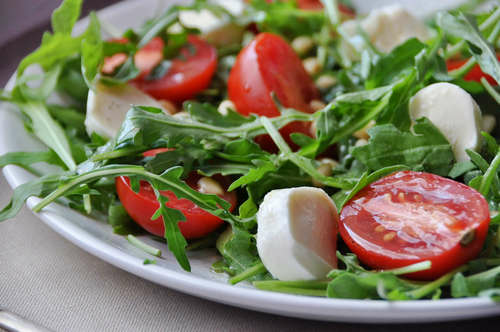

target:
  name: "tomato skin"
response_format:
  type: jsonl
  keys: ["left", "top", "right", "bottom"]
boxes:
{"left": 446, "top": 54, "right": 500, "bottom": 85}
{"left": 228, "top": 32, "right": 319, "bottom": 150}
{"left": 116, "top": 149, "right": 236, "bottom": 239}
{"left": 133, "top": 35, "right": 218, "bottom": 103}
{"left": 339, "top": 171, "right": 490, "bottom": 280}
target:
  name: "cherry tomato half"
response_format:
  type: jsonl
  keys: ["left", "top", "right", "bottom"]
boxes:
{"left": 116, "top": 149, "right": 236, "bottom": 239}
{"left": 228, "top": 32, "right": 320, "bottom": 150}
{"left": 296, "top": 0, "right": 355, "bottom": 16}
{"left": 339, "top": 171, "right": 490, "bottom": 280}
{"left": 133, "top": 35, "right": 218, "bottom": 103}
{"left": 446, "top": 54, "right": 500, "bottom": 85}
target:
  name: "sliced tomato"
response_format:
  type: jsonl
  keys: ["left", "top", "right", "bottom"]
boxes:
{"left": 228, "top": 32, "right": 320, "bottom": 150}
{"left": 339, "top": 171, "right": 490, "bottom": 280}
{"left": 133, "top": 35, "right": 218, "bottom": 103}
{"left": 296, "top": 0, "right": 355, "bottom": 16}
{"left": 116, "top": 149, "right": 236, "bottom": 239}
{"left": 446, "top": 54, "right": 500, "bottom": 85}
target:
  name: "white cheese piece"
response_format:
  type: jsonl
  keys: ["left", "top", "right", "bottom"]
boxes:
{"left": 178, "top": 0, "right": 245, "bottom": 47}
{"left": 256, "top": 187, "right": 338, "bottom": 281}
{"left": 409, "top": 82, "right": 482, "bottom": 162}
{"left": 85, "top": 83, "right": 164, "bottom": 139}
{"left": 340, "top": 5, "right": 430, "bottom": 59}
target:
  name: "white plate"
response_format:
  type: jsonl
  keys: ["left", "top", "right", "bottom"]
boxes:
{"left": 1, "top": 0, "right": 500, "bottom": 323}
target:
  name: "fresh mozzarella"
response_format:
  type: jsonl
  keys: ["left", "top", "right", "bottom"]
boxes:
{"left": 409, "top": 82, "right": 482, "bottom": 162}
{"left": 256, "top": 187, "right": 338, "bottom": 281}
{"left": 178, "top": 0, "right": 244, "bottom": 46}
{"left": 85, "top": 83, "right": 164, "bottom": 139}
{"left": 341, "top": 5, "right": 430, "bottom": 58}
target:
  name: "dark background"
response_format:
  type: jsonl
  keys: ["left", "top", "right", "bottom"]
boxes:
{"left": 0, "top": 0, "right": 499, "bottom": 330}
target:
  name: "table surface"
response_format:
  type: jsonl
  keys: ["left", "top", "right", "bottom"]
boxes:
{"left": 1, "top": 1, "right": 500, "bottom": 331}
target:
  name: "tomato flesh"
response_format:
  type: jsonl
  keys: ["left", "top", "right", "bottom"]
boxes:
{"left": 133, "top": 35, "right": 218, "bottom": 103}
{"left": 116, "top": 149, "right": 236, "bottom": 239}
{"left": 228, "top": 32, "right": 319, "bottom": 150}
{"left": 339, "top": 171, "right": 490, "bottom": 280}
{"left": 446, "top": 54, "right": 500, "bottom": 85}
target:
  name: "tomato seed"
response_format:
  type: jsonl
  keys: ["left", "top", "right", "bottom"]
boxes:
{"left": 375, "top": 225, "right": 385, "bottom": 233}
{"left": 383, "top": 232, "right": 397, "bottom": 241}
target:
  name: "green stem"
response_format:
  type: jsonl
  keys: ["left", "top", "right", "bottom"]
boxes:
{"left": 127, "top": 234, "right": 162, "bottom": 257}
{"left": 406, "top": 265, "right": 468, "bottom": 299}
{"left": 253, "top": 280, "right": 329, "bottom": 290}
{"left": 449, "top": 57, "right": 477, "bottom": 79}
{"left": 481, "top": 77, "right": 500, "bottom": 104}
{"left": 254, "top": 282, "right": 327, "bottom": 297}
{"left": 92, "top": 147, "right": 145, "bottom": 161}
{"left": 229, "top": 262, "right": 267, "bottom": 285}
{"left": 479, "top": 149, "right": 500, "bottom": 197}
{"left": 379, "top": 261, "right": 432, "bottom": 276}
{"left": 260, "top": 117, "right": 351, "bottom": 189}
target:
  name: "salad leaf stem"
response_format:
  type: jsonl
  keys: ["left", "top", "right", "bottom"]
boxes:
{"left": 479, "top": 149, "right": 500, "bottom": 197}
{"left": 229, "top": 261, "right": 267, "bottom": 285}
{"left": 406, "top": 265, "right": 467, "bottom": 299}
{"left": 127, "top": 234, "right": 162, "bottom": 257}
{"left": 481, "top": 77, "right": 500, "bottom": 104}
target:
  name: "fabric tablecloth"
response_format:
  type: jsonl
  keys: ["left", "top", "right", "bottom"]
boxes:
{"left": 1, "top": 1, "right": 500, "bottom": 331}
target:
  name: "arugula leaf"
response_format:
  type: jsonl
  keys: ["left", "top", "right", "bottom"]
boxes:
{"left": 451, "top": 266, "right": 500, "bottom": 297}
{"left": 438, "top": 12, "right": 500, "bottom": 84}
{"left": 0, "top": 150, "right": 64, "bottom": 174}
{"left": 216, "top": 226, "right": 266, "bottom": 279}
{"left": 108, "top": 203, "right": 142, "bottom": 235}
{"left": 51, "top": 0, "right": 83, "bottom": 35}
{"left": 18, "top": 102, "right": 76, "bottom": 171}
{"left": 81, "top": 13, "right": 104, "bottom": 88}
{"left": 151, "top": 182, "right": 190, "bottom": 270}
{"left": 352, "top": 118, "right": 455, "bottom": 176}
{"left": 114, "top": 105, "right": 312, "bottom": 151}
{"left": 0, "top": 174, "right": 62, "bottom": 221}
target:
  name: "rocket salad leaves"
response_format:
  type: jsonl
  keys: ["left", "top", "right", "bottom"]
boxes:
{"left": 1, "top": 0, "right": 500, "bottom": 301}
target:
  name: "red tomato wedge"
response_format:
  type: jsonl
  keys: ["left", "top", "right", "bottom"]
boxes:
{"left": 228, "top": 32, "right": 320, "bottom": 150}
{"left": 297, "top": 0, "right": 355, "bottom": 16}
{"left": 116, "top": 149, "right": 236, "bottom": 239}
{"left": 133, "top": 35, "right": 218, "bottom": 103}
{"left": 339, "top": 171, "right": 490, "bottom": 280}
{"left": 446, "top": 54, "right": 500, "bottom": 85}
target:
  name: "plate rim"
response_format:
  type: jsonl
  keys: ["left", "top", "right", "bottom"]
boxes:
{"left": 1, "top": 0, "right": 500, "bottom": 323}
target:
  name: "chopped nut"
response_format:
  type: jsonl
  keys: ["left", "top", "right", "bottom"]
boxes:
{"left": 303, "top": 57, "right": 322, "bottom": 76}
{"left": 158, "top": 99, "right": 179, "bottom": 115}
{"left": 218, "top": 100, "right": 236, "bottom": 116}
{"left": 292, "top": 36, "right": 314, "bottom": 56}
{"left": 309, "top": 99, "right": 326, "bottom": 112}
{"left": 312, "top": 158, "right": 338, "bottom": 187}
{"left": 354, "top": 138, "right": 368, "bottom": 147}
{"left": 316, "top": 75, "right": 337, "bottom": 90}
{"left": 353, "top": 120, "right": 375, "bottom": 140}
{"left": 197, "top": 177, "right": 224, "bottom": 196}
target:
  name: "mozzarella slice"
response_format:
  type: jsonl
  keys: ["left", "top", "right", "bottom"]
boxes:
{"left": 85, "top": 83, "right": 164, "bottom": 139}
{"left": 256, "top": 187, "right": 338, "bottom": 281}
{"left": 341, "top": 5, "right": 430, "bottom": 58}
{"left": 178, "top": 0, "right": 245, "bottom": 47}
{"left": 409, "top": 82, "right": 482, "bottom": 162}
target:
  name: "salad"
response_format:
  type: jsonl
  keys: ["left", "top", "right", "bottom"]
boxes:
{"left": 1, "top": 0, "right": 500, "bottom": 301}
